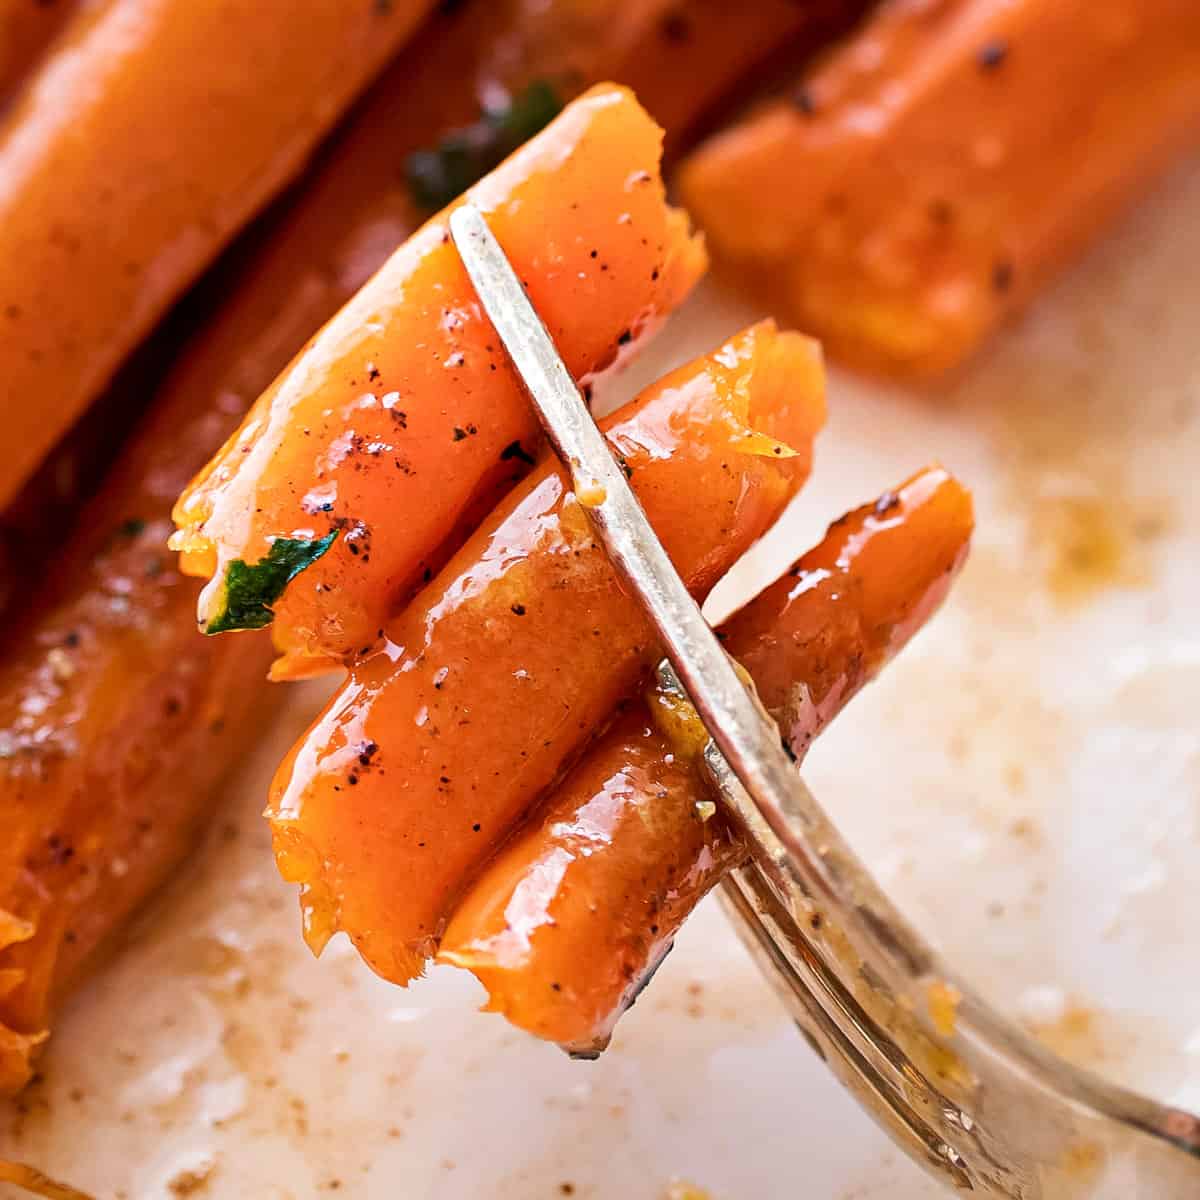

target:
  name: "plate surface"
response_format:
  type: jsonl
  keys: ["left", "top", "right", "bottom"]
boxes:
{"left": 2, "top": 156, "right": 1198, "bottom": 1200}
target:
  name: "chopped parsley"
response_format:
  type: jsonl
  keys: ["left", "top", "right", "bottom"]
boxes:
{"left": 205, "top": 532, "right": 338, "bottom": 635}
{"left": 405, "top": 80, "right": 563, "bottom": 210}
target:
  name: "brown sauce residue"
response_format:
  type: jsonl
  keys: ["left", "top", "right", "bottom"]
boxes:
{"left": 962, "top": 335, "right": 1177, "bottom": 608}
{"left": 1060, "top": 1140, "right": 1105, "bottom": 1182}
{"left": 1035, "top": 492, "right": 1172, "bottom": 604}
{"left": 661, "top": 1181, "right": 714, "bottom": 1200}
{"left": 166, "top": 1160, "right": 215, "bottom": 1196}
{"left": 1024, "top": 1001, "right": 1105, "bottom": 1066}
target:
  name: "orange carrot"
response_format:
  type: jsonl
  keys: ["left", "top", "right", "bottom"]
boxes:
{"left": 0, "top": 369, "right": 279, "bottom": 1095}
{"left": 267, "top": 321, "right": 825, "bottom": 985}
{"left": 0, "top": 0, "right": 436, "bottom": 509}
{"left": 439, "top": 468, "right": 973, "bottom": 1050}
{"left": 679, "top": 0, "right": 1200, "bottom": 377}
{"left": 173, "top": 86, "right": 706, "bottom": 679}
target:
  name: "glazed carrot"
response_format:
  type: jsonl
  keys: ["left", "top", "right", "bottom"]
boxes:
{"left": 174, "top": 86, "right": 706, "bottom": 679}
{"left": 0, "top": 0, "right": 76, "bottom": 107}
{"left": 679, "top": 0, "right": 1200, "bottom": 377}
{"left": 0, "top": 368, "right": 284, "bottom": 1095}
{"left": 267, "top": 322, "right": 825, "bottom": 985}
{"left": 439, "top": 468, "right": 973, "bottom": 1050}
{"left": 0, "top": 0, "right": 857, "bottom": 1094}
{"left": 0, "top": 0, "right": 437, "bottom": 510}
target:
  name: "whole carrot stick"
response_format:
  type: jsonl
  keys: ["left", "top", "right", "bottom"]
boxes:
{"left": 267, "top": 321, "right": 826, "bottom": 985}
{"left": 174, "top": 85, "right": 706, "bottom": 679}
{"left": 679, "top": 0, "right": 1200, "bottom": 378}
{"left": 439, "top": 468, "right": 973, "bottom": 1050}
{"left": 0, "top": 0, "right": 437, "bottom": 510}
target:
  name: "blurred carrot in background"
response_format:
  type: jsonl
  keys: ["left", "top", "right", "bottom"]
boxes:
{"left": 0, "top": 0, "right": 437, "bottom": 510}
{"left": 681, "top": 0, "right": 1200, "bottom": 377}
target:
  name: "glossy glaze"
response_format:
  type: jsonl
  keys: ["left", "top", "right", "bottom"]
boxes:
{"left": 267, "top": 322, "right": 825, "bottom": 985}
{"left": 439, "top": 467, "right": 973, "bottom": 1049}
{"left": 0, "top": 0, "right": 435, "bottom": 509}
{"left": 174, "top": 86, "right": 707, "bottom": 677}
{"left": 680, "top": 0, "right": 1200, "bottom": 377}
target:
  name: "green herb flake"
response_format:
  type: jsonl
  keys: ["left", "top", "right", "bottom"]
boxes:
{"left": 405, "top": 80, "right": 564, "bottom": 210}
{"left": 205, "top": 532, "right": 338, "bottom": 635}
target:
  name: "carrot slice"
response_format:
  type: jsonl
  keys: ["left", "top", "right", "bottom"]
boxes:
{"left": 0, "top": 0, "right": 436, "bottom": 509}
{"left": 173, "top": 85, "right": 707, "bottom": 678}
{"left": 267, "top": 321, "right": 825, "bottom": 985}
{"left": 679, "top": 0, "right": 1200, "bottom": 377}
{"left": 439, "top": 468, "right": 973, "bottom": 1050}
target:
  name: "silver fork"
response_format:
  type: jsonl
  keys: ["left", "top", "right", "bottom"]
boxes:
{"left": 450, "top": 203, "right": 1200, "bottom": 1199}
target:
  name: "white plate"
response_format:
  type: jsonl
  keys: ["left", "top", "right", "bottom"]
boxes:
{"left": 3, "top": 155, "right": 1198, "bottom": 1200}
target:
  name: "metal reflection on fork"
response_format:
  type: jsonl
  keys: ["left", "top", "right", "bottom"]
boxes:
{"left": 448, "top": 203, "right": 1200, "bottom": 1198}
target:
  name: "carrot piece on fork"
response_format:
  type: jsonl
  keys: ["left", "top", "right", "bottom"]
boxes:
{"left": 267, "top": 322, "right": 825, "bottom": 985}
{"left": 174, "top": 85, "right": 706, "bottom": 678}
{"left": 439, "top": 468, "right": 973, "bottom": 1051}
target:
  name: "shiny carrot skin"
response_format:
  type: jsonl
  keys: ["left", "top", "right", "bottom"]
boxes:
{"left": 174, "top": 86, "right": 706, "bottom": 678}
{"left": 267, "top": 322, "right": 826, "bottom": 985}
{"left": 0, "top": 0, "right": 436, "bottom": 509}
{"left": 679, "top": 0, "right": 1200, "bottom": 377}
{"left": 0, "top": 0, "right": 76, "bottom": 108}
{"left": 439, "top": 468, "right": 973, "bottom": 1050}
